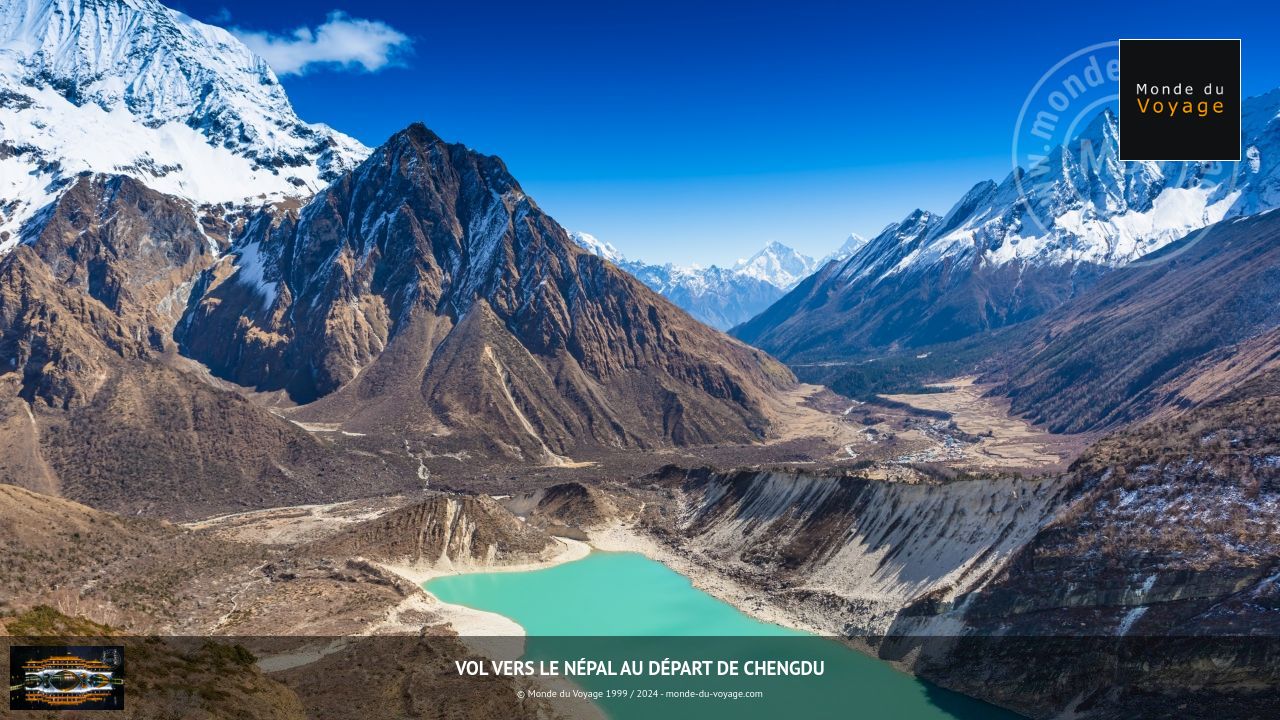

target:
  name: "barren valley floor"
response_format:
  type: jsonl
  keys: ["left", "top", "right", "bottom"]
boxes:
{"left": 6, "top": 368, "right": 1276, "bottom": 720}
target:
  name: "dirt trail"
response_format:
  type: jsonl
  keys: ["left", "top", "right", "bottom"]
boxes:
{"left": 761, "top": 376, "right": 1087, "bottom": 475}
{"left": 881, "top": 376, "right": 1091, "bottom": 471}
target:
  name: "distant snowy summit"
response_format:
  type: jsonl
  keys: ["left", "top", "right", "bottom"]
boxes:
{"left": 823, "top": 233, "right": 868, "bottom": 265}
{"left": 571, "top": 232, "right": 860, "bottom": 330}
{"left": 0, "top": 0, "right": 368, "bottom": 249}
{"left": 729, "top": 236, "right": 870, "bottom": 290}
{"left": 732, "top": 240, "right": 818, "bottom": 291}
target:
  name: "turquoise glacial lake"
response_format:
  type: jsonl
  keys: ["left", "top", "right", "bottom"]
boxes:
{"left": 425, "top": 551, "right": 1019, "bottom": 719}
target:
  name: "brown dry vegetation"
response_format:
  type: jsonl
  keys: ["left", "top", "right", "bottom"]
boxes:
{"left": 995, "top": 211, "right": 1280, "bottom": 434}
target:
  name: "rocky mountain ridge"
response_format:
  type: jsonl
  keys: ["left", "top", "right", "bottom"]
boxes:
{"left": 172, "top": 123, "right": 793, "bottom": 462}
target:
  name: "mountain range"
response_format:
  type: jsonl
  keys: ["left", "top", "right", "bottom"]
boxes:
{"left": 571, "top": 231, "right": 864, "bottom": 329}
{"left": 734, "top": 97, "right": 1280, "bottom": 362}
{"left": 6, "top": 0, "right": 1280, "bottom": 502}
{"left": 4, "top": 2, "right": 1280, "bottom": 717}
{"left": 177, "top": 123, "right": 792, "bottom": 460}
{"left": 0, "top": 0, "right": 793, "bottom": 514}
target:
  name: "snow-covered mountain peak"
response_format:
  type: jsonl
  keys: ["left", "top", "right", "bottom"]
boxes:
{"left": 0, "top": 0, "right": 369, "bottom": 251}
{"left": 2, "top": 0, "right": 265, "bottom": 110}
{"left": 838, "top": 232, "right": 867, "bottom": 252}
{"left": 0, "top": 0, "right": 366, "bottom": 164}
{"left": 813, "top": 232, "right": 868, "bottom": 270}
{"left": 808, "top": 233, "right": 870, "bottom": 271}
{"left": 569, "top": 231, "right": 625, "bottom": 265}
{"left": 1078, "top": 106, "right": 1118, "bottom": 139}
{"left": 733, "top": 240, "right": 817, "bottom": 290}
{"left": 827, "top": 92, "right": 1280, "bottom": 286}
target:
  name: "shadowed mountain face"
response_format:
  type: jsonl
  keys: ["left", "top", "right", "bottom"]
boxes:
{"left": 990, "top": 210, "right": 1280, "bottom": 434}
{"left": 178, "top": 124, "right": 793, "bottom": 461}
{"left": 733, "top": 209, "right": 1109, "bottom": 362}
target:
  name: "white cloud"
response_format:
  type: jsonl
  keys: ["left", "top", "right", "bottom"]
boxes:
{"left": 233, "top": 12, "right": 412, "bottom": 76}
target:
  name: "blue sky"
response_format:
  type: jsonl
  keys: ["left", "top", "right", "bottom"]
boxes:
{"left": 176, "top": 0, "right": 1280, "bottom": 266}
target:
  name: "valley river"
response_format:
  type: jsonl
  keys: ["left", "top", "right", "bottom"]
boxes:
{"left": 425, "top": 551, "right": 1019, "bottom": 719}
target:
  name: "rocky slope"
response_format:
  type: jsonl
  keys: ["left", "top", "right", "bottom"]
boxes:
{"left": 735, "top": 95, "right": 1280, "bottom": 362}
{"left": 990, "top": 208, "right": 1280, "bottom": 433}
{"left": 0, "top": 491, "right": 587, "bottom": 718}
{"left": 178, "top": 124, "right": 794, "bottom": 461}
{"left": 0, "top": 174, "right": 214, "bottom": 408}
{"left": 309, "top": 493, "right": 561, "bottom": 569}
{"left": 0, "top": 174, "right": 414, "bottom": 519}
{"left": 0, "top": 482, "right": 263, "bottom": 625}
{"left": 884, "top": 372, "right": 1280, "bottom": 719}
{"left": 646, "top": 378, "right": 1280, "bottom": 717}
{"left": 2, "top": 607, "right": 310, "bottom": 720}
{"left": 0, "top": 0, "right": 367, "bottom": 249}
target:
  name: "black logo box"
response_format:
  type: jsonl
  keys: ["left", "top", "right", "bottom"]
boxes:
{"left": 1119, "top": 39, "right": 1241, "bottom": 162}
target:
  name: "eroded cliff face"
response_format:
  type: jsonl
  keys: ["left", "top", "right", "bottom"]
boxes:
{"left": 662, "top": 467, "right": 1071, "bottom": 635}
